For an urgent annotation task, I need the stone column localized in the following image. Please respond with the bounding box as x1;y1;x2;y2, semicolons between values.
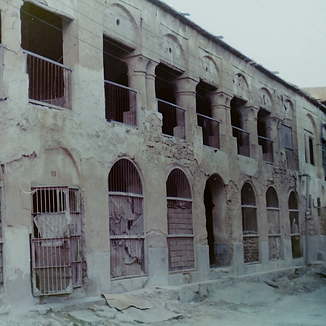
125;55;148;125
210;91;234;152
175;76;198;142
242;105;260;160
145;60;159;112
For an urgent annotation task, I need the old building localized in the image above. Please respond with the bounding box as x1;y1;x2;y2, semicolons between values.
0;0;325;306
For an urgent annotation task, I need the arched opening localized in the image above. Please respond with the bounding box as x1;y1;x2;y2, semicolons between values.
266;187;281;260
166;169;194;272
288;192;302;258
204;174;229;267
108;159;145;278
241;183;259;263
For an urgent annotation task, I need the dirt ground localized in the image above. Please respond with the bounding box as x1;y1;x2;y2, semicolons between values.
1;266;326;326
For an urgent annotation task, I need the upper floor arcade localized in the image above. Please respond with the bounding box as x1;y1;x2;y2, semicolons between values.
0;0;325;177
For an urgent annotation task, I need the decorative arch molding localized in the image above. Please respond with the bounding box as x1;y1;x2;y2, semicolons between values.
305;113;317;134
33;147;81;186
260;87;273;111
283;98;294;120
233;73;250;99
200;55;220;86
161;33;186;69
104;3;139;48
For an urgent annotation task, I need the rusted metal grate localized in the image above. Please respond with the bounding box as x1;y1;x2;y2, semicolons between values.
24;50;72;109
31;187;83;296
104;80;137;126
108;159;145;279
167;169;194;272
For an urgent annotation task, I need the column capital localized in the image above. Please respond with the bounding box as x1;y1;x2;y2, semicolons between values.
125;54;151;74
176;75;199;94
211;90;233;108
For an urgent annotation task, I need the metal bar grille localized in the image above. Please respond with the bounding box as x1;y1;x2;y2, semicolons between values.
108;160;145;279
104;80;137;126
31;187;83;296
157;99;186;139
232;126;250;157
258;136;274;162
24;50;71;109
197;113;220;149
166;169;194;272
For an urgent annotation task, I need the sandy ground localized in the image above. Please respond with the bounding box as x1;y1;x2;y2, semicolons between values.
1;266;325;325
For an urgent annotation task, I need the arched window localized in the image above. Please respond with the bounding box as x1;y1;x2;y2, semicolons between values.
108;159;145;278
288;192;301;258
166;169;194;271
266;187;281;260
241;183;259;263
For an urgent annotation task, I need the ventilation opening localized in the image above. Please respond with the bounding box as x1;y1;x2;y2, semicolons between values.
21;3;71;109
155;64;185;138
196;81;220;148
103;36;136;125
230;97;250;157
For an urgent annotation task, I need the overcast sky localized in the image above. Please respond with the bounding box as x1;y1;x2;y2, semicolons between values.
162;0;326;88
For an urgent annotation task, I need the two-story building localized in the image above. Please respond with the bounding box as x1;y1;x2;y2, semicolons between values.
0;0;325;306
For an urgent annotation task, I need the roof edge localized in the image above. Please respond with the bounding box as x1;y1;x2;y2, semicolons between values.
147;0;326;113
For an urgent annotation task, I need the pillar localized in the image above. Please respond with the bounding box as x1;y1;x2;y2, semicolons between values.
175;76;198;142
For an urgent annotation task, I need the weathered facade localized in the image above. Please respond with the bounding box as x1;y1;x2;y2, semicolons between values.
0;0;325;307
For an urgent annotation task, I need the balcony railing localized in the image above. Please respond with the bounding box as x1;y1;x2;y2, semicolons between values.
157;99;186;139
258;136;274;163
285;147;297;170
24;50;72;109
104;80;137;126
232;126;250;157
197;113;220;149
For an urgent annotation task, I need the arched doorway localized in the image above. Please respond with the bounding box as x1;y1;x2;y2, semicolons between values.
204;174;228;267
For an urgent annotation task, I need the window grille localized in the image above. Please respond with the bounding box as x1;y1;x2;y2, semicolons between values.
31;186;83;296
166;169;194;272
241;183;259;263
266;187;282;260
108;159;145;279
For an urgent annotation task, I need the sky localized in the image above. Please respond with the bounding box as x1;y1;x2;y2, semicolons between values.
162;0;326;88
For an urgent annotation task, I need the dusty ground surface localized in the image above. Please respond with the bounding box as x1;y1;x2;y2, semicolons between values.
1;266;325;325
